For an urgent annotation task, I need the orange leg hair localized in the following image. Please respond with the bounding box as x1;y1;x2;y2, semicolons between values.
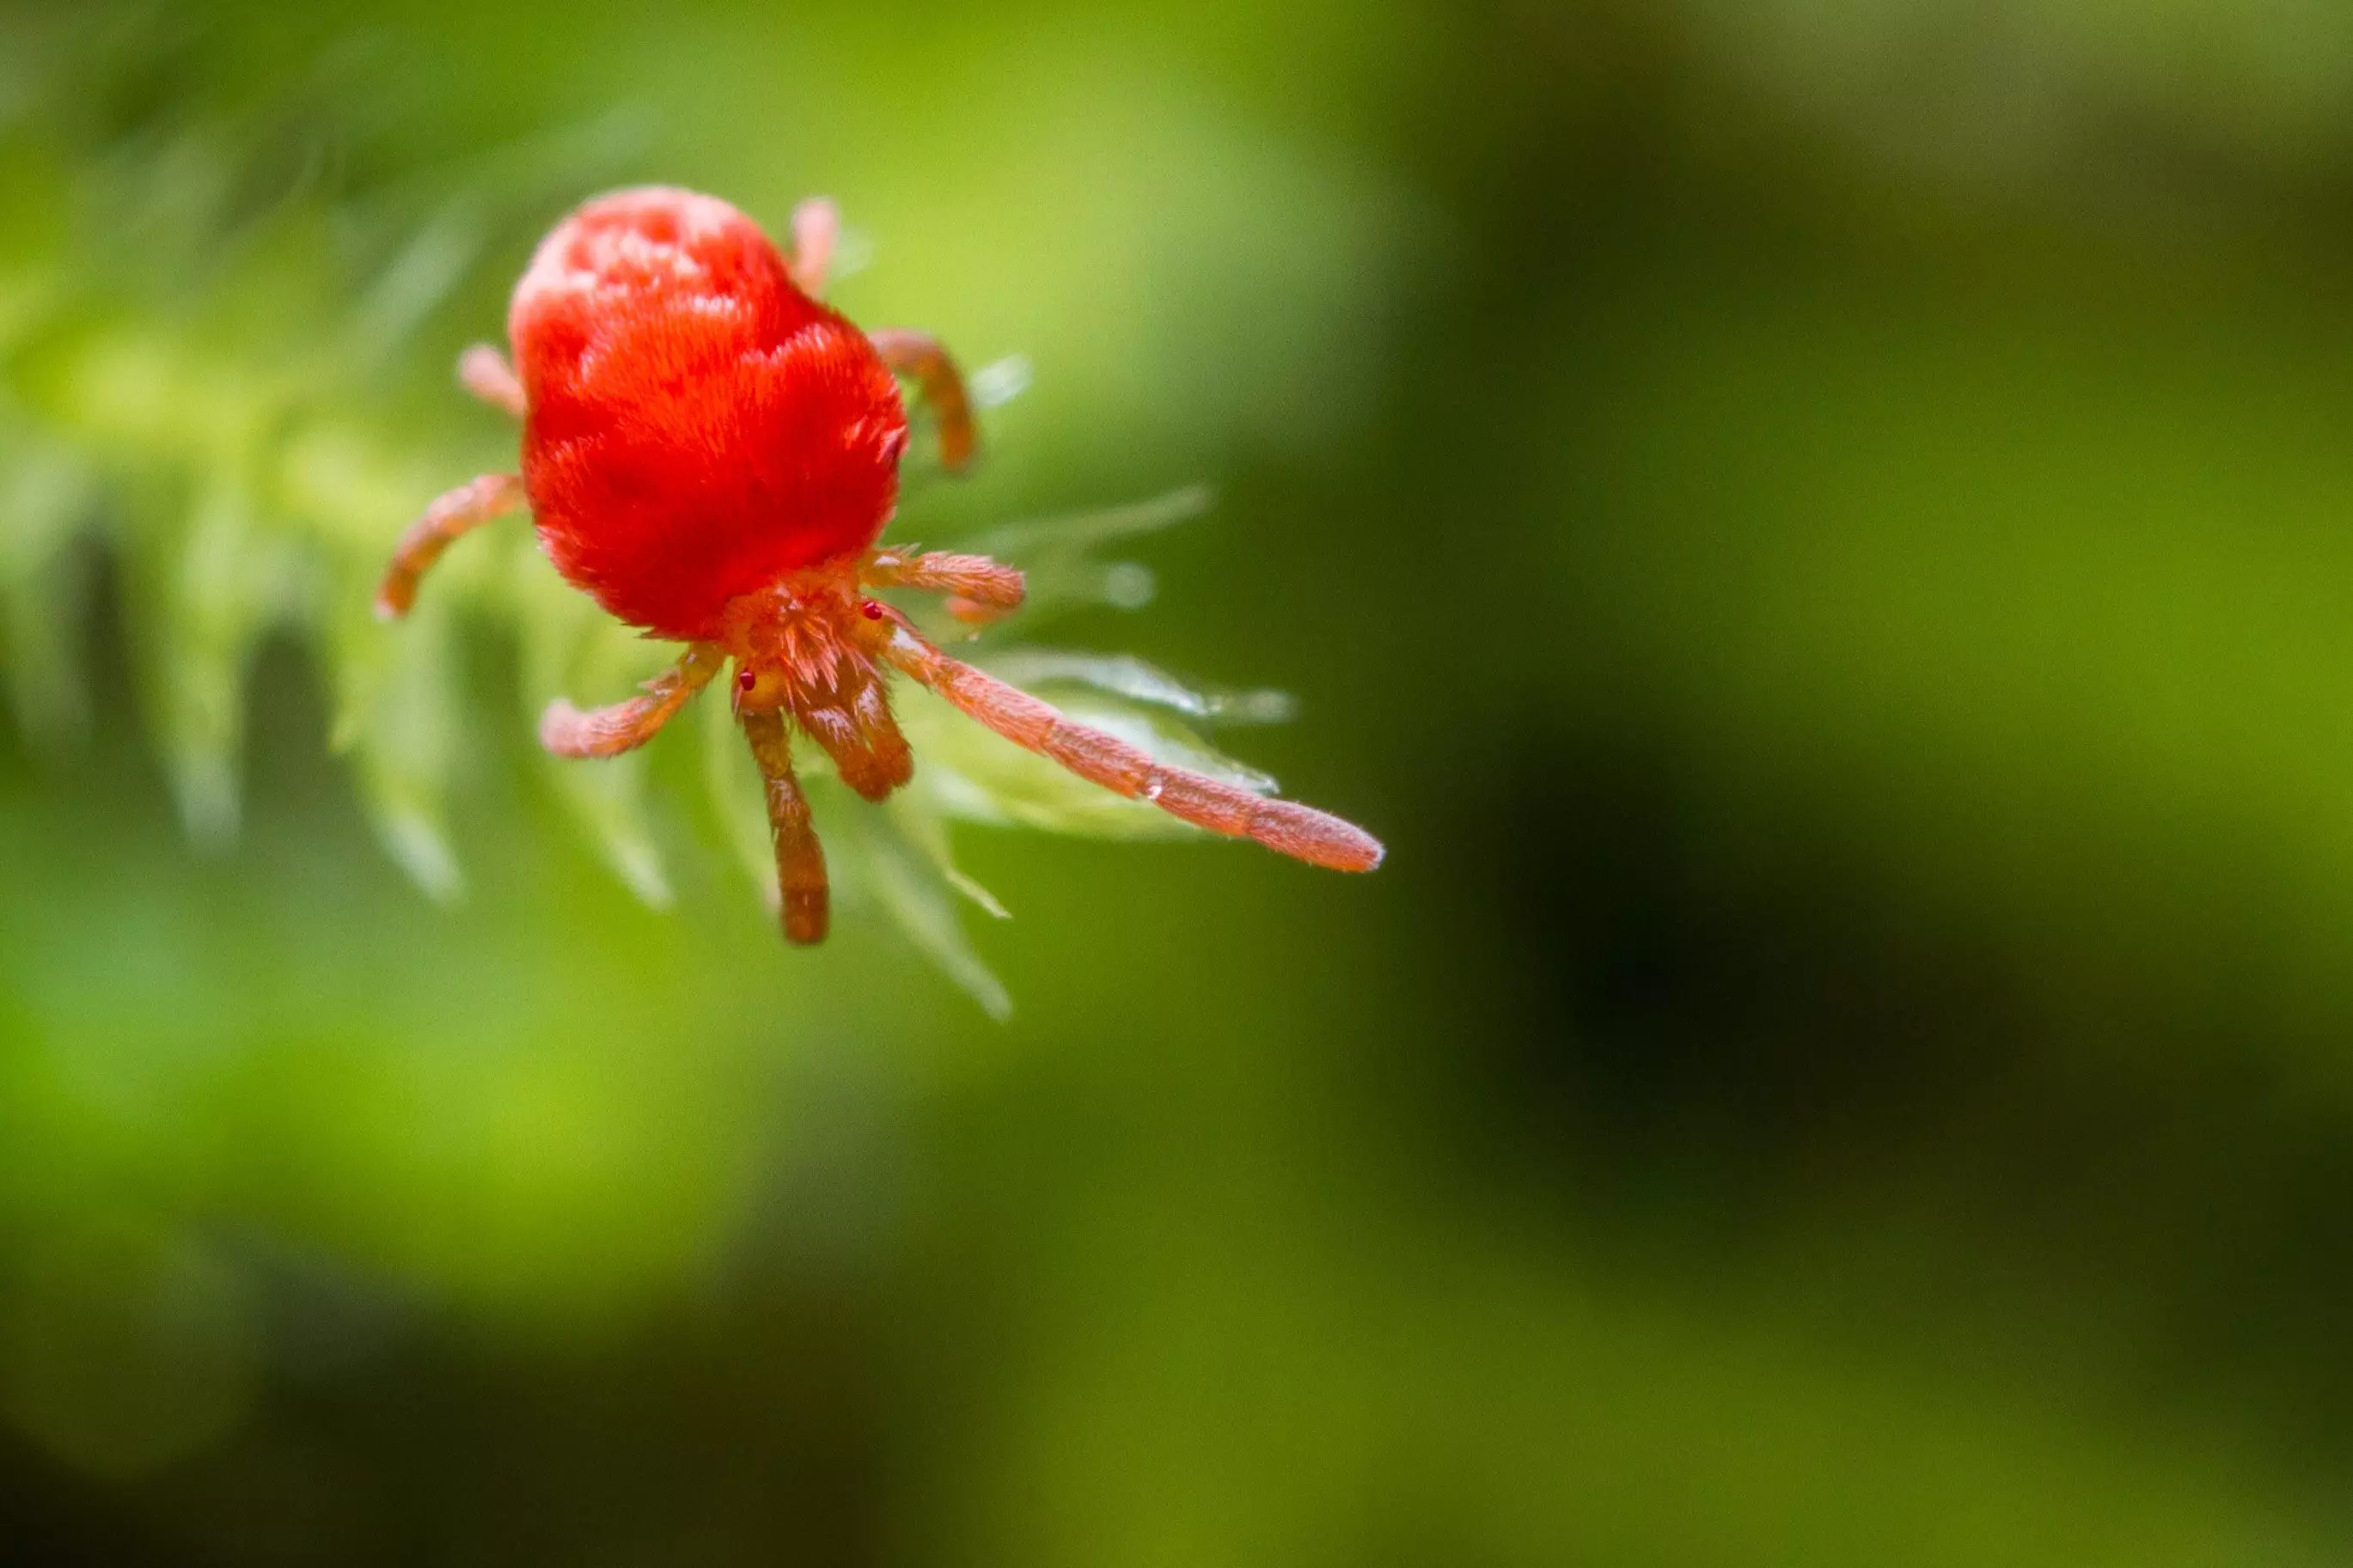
789;198;839;298
741;708;830;944
878;623;1384;873
540;643;728;759
861;547;1026;624
458;344;528;418
787;656;915;802
374;473;527;619
868;328;975;472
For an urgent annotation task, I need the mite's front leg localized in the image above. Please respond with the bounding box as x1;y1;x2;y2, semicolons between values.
869;328;975;472
375;473;526;619
788;657;914;802
539;644;727;758
861;548;1025;624
742;708;830;945
880;623;1384;873
457;345;527;418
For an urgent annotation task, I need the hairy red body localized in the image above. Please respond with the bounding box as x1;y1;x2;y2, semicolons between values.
377;186;1381;951
511;188;908;641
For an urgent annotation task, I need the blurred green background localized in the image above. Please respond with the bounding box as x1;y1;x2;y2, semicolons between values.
6;0;2353;1561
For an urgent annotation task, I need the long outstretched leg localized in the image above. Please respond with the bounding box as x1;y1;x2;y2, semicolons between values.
879;624;1384;872
861;548;1025;624
869;328;975;472
741;709;830;944
539;643;727;759
458;345;527;417
375;473;526;619
790;198;839;298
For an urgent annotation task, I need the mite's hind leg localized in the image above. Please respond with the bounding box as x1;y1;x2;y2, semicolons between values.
457;345;526;418
742;709;830;944
879;623;1384;873
375;473;526;619
790;198;839;297
861;549;1025;624
868;328;975;472
539;644;727;759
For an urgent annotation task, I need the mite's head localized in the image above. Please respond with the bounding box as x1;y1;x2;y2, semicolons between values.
719;570;893;718
720;571;913;800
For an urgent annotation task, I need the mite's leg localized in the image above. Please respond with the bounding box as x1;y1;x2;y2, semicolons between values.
879;624;1384;873
742;708;830;944
861;549;1025;624
457;345;527;418
789;657;914;802
539;643;727;759
374;473;527;619
868;328;975;472
790;198;839;298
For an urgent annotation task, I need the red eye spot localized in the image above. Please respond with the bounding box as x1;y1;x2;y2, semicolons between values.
860;600;883;620
737;668;757;692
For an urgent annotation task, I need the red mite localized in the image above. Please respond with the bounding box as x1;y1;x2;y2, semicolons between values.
376;186;1382;944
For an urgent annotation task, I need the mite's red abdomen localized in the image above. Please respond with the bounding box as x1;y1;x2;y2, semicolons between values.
510;187;908;641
